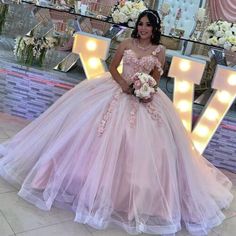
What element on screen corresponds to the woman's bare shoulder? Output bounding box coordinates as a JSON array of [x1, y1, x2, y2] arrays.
[[119, 38, 133, 49], [152, 44, 166, 56], [159, 44, 166, 52]]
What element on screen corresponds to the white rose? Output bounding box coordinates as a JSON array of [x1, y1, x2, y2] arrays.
[[231, 26, 236, 34], [138, 76, 145, 84], [118, 12, 129, 23], [225, 30, 233, 37], [112, 15, 119, 23], [140, 74, 149, 83], [215, 31, 224, 37], [196, 8, 206, 22], [161, 3, 170, 15], [149, 87, 155, 93], [207, 25, 216, 32], [130, 9, 139, 21], [136, 83, 151, 98], [149, 78, 157, 87], [223, 41, 232, 50], [221, 22, 231, 31], [120, 5, 131, 16], [218, 37, 226, 45], [128, 21, 135, 27], [228, 36, 236, 45], [137, 2, 147, 11], [125, 1, 133, 9], [213, 25, 220, 32], [207, 36, 219, 46], [112, 10, 120, 23]]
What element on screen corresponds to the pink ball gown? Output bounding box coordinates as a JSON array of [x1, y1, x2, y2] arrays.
[[0, 45, 233, 235]]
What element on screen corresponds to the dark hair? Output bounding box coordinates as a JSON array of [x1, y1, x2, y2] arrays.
[[131, 10, 161, 45]]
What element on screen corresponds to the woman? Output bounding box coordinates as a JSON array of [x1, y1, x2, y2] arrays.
[[0, 10, 233, 235]]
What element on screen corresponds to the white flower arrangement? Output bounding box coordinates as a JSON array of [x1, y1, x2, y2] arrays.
[[130, 72, 157, 99], [196, 8, 206, 22], [14, 36, 59, 66], [160, 2, 170, 16], [111, 0, 147, 27], [203, 20, 236, 52]]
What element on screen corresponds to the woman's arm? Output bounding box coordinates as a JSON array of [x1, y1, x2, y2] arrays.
[[109, 39, 132, 94], [141, 46, 166, 103], [150, 45, 166, 85]]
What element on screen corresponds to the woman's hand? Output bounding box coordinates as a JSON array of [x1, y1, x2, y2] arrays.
[[140, 98, 152, 103], [140, 94, 154, 103], [119, 81, 133, 94]]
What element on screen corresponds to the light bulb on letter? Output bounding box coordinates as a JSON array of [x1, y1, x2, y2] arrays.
[[177, 81, 190, 92], [227, 74, 236, 86], [179, 60, 191, 72], [177, 100, 191, 112], [86, 40, 97, 51], [88, 57, 100, 69]]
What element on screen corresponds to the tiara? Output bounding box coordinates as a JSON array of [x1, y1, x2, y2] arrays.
[[144, 10, 160, 24]]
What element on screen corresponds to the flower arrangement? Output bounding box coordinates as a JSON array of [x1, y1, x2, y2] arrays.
[[160, 2, 170, 17], [0, 4, 8, 34], [14, 36, 59, 67], [111, 0, 147, 27], [203, 20, 236, 52], [196, 8, 206, 22], [130, 72, 157, 100], [159, 2, 170, 33]]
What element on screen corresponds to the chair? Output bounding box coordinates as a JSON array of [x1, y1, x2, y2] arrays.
[[156, 0, 206, 58]]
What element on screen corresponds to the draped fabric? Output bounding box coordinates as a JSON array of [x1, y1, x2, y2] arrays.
[[209, 0, 236, 23]]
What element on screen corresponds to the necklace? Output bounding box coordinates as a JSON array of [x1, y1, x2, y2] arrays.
[[135, 40, 152, 51]]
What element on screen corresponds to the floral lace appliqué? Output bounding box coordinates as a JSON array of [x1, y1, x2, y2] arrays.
[[129, 94, 162, 128], [144, 95, 162, 123], [129, 97, 139, 128], [97, 90, 121, 136], [122, 48, 164, 84]]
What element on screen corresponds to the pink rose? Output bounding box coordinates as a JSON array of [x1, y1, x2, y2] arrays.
[[133, 76, 139, 82], [134, 80, 142, 89], [148, 79, 156, 87]]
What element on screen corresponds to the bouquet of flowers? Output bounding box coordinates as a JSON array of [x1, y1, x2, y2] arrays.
[[13, 36, 59, 67], [202, 20, 236, 52], [111, 0, 147, 27], [130, 72, 157, 100]]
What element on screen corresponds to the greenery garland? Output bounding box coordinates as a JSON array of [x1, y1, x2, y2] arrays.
[[14, 36, 59, 67], [0, 4, 9, 34]]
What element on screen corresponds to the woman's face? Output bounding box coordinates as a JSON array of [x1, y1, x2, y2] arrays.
[[137, 15, 153, 40]]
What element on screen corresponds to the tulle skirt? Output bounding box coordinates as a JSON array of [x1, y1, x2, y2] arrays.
[[0, 74, 233, 235]]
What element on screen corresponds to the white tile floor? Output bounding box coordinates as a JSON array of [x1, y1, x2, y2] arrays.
[[0, 112, 236, 236]]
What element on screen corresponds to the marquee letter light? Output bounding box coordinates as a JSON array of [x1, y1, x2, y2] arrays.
[[191, 65, 236, 154], [72, 32, 111, 79], [169, 56, 236, 154], [168, 56, 206, 132]]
